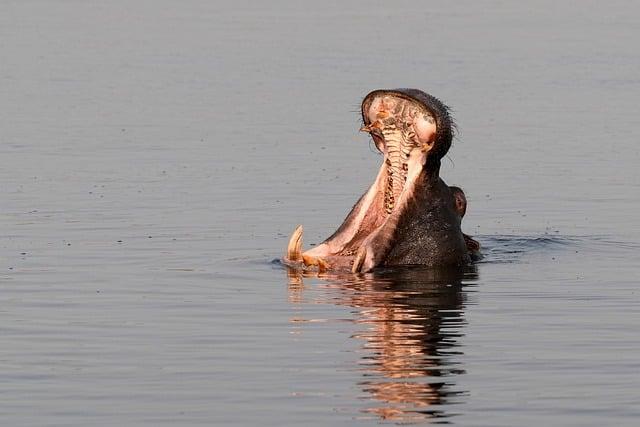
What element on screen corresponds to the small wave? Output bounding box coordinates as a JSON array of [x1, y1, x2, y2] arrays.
[[476, 234, 578, 264], [476, 234, 640, 264]]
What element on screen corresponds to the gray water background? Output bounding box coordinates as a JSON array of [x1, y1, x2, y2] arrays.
[[2, 1, 639, 425]]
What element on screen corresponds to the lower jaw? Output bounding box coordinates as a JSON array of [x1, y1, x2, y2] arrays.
[[336, 152, 424, 255], [285, 144, 428, 271]]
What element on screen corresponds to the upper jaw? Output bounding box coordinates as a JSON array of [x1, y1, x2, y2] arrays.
[[360, 91, 438, 157], [360, 88, 455, 164]]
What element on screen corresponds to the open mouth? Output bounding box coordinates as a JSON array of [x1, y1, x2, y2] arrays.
[[360, 91, 438, 216]]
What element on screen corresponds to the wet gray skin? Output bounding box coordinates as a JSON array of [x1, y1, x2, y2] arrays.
[[285, 89, 478, 273]]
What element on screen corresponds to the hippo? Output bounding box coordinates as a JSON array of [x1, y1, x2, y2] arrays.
[[284, 88, 480, 273]]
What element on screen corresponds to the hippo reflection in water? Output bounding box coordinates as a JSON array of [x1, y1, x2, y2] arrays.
[[284, 89, 480, 273]]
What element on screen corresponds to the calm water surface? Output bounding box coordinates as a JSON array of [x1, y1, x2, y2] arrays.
[[1, 1, 639, 425]]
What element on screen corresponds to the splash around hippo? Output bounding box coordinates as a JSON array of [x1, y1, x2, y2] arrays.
[[284, 88, 480, 273]]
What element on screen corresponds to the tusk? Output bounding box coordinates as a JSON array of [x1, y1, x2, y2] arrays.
[[286, 225, 303, 261], [352, 246, 366, 273], [421, 141, 434, 153], [360, 120, 383, 133]]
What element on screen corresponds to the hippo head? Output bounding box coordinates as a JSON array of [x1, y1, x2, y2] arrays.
[[285, 89, 473, 273]]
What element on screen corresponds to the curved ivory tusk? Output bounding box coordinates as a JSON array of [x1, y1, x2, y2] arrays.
[[286, 225, 303, 261]]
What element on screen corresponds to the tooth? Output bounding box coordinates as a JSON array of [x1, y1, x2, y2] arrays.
[[317, 257, 328, 273], [302, 254, 314, 266], [361, 121, 384, 133], [302, 254, 329, 272], [286, 225, 303, 261], [352, 246, 366, 273]]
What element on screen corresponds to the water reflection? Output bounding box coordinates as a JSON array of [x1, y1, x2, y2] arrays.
[[287, 267, 477, 423]]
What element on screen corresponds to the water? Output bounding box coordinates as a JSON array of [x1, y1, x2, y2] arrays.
[[1, 1, 639, 425]]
